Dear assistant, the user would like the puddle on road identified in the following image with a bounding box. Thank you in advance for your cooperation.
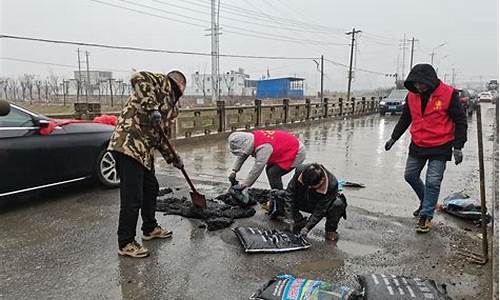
[291,259,344,273]
[336,240,381,257]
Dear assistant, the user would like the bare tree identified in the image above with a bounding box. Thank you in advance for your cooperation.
[48,75,60,102]
[35,80,43,102]
[0,78,8,100]
[194,72,207,99]
[222,73,236,97]
[8,79,18,101]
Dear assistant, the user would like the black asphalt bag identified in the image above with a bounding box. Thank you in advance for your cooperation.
[357,274,452,300]
[233,226,311,253]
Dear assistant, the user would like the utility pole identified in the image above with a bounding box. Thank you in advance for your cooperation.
[408,37,418,70]
[430,52,435,66]
[320,55,324,102]
[77,48,82,102]
[109,78,114,107]
[401,34,407,78]
[209,0,219,103]
[346,28,361,101]
[452,68,456,86]
[85,51,91,102]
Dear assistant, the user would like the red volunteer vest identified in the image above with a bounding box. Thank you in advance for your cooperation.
[408,81,455,148]
[253,130,299,171]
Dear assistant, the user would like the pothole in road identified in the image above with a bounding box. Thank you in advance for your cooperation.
[337,240,381,257]
[291,259,345,273]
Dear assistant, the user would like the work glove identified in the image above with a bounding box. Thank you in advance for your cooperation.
[232,183,247,192]
[299,227,309,238]
[228,171,237,185]
[172,157,184,169]
[453,149,463,165]
[149,110,162,127]
[384,138,395,151]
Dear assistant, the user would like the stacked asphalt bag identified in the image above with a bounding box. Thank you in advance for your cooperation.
[250,274,360,300]
[357,274,452,300]
[233,226,311,253]
[440,191,491,222]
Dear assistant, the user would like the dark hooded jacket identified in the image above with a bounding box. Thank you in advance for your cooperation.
[284,164,344,231]
[390,64,467,160]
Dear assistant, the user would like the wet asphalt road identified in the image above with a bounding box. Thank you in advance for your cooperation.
[0,104,496,300]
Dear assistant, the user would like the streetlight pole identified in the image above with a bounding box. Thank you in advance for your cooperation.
[430,42,447,66]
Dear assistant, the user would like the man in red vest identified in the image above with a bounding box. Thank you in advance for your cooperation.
[228,130,306,190]
[385,64,467,233]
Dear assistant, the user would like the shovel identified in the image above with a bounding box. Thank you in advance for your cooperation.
[157,127,207,209]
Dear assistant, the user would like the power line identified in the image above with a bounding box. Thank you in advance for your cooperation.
[147,0,343,37]
[89,0,347,46]
[0,57,131,73]
[0,34,318,60]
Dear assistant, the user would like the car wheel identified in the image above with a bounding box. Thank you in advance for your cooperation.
[96,149,120,188]
[379,111,385,116]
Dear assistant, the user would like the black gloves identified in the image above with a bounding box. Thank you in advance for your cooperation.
[453,149,463,165]
[228,171,237,185]
[385,138,395,151]
[149,110,162,127]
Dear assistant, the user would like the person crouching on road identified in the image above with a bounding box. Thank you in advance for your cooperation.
[227,129,305,191]
[384,64,467,234]
[283,163,347,241]
[108,70,186,258]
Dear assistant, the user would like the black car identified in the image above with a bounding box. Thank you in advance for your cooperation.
[379,89,407,115]
[0,100,119,198]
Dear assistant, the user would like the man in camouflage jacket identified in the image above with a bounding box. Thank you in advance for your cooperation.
[109,70,186,258]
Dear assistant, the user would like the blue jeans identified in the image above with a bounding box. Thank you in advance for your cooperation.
[404,155,446,218]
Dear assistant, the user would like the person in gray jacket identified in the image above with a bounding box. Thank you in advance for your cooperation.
[228,130,306,190]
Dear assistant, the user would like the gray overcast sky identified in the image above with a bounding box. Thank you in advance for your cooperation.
[1,0,498,93]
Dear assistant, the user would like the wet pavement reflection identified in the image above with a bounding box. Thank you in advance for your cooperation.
[0,104,496,300]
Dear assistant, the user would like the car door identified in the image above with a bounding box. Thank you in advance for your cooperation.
[0,106,70,196]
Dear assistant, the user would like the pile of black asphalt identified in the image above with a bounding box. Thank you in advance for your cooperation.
[155,188,280,231]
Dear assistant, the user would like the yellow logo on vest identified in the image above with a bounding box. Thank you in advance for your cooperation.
[433,99,443,111]
[263,130,276,139]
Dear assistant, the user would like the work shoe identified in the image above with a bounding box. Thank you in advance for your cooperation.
[325,231,339,241]
[416,216,432,233]
[413,204,422,217]
[142,226,173,241]
[118,241,149,258]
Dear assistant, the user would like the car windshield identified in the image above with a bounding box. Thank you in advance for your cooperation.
[12,104,50,120]
[387,89,407,100]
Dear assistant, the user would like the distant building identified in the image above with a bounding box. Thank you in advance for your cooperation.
[185,68,256,97]
[256,77,304,99]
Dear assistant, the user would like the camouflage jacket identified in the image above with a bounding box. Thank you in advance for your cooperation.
[108,71,178,170]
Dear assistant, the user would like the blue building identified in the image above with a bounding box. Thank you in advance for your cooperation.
[256,77,304,99]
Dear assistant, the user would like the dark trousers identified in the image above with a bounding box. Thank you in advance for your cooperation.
[266,164,293,190]
[294,197,346,232]
[115,152,159,249]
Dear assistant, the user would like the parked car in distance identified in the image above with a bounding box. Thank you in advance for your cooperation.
[478,91,494,102]
[379,89,407,115]
[0,100,119,199]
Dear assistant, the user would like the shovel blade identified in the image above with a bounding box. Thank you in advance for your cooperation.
[190,191,207,208]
